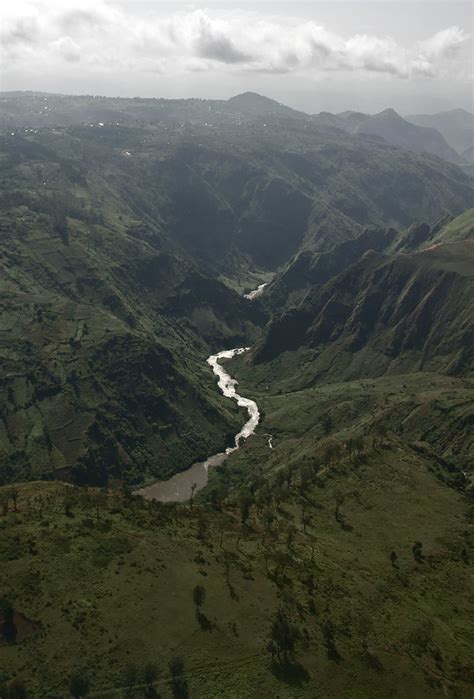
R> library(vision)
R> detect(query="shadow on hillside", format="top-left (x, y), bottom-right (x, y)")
top-left (361, 650), bottom-right (384, 672)
top-left (271, 659), bottom-right (310, 687)
top-left (196, 611), bottom-right (214, 631)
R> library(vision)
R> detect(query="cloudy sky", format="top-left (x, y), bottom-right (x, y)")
top-left (1, 0), bottom-right (472, 113)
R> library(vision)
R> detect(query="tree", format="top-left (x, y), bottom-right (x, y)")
top-left (64, 493), bottom-right (75, 518)
top-left (273, 550), bottom-right (291, 578)
top-left (123, 663), bottom-right (138, 695)
top-left (347, 438), bottom-right (354, 462)
top-left (192, 585), bottom-right (206, 610)
top-left (168, 657), bottom-right (188, 699)
top-left (301, 504), bottom-right (312, 534)
top-left (170, 677), bottom-right (189, 699)
top-left (412, 541), bottom-right (424, 564)
top-left (322, 619), bottom-right (341, 661)
top-left (356, 615), bottom-right (373, 652)
top-left (353, 435), bottom-right (364, 458)
top-left (408, 621), bottom-right (434, 656)
top-left (189, 482), bottom-right (197, 510)
top-left (168, 656), bottom-right (184, 680)
top-left (390, 550), bottom-right (398, 568)
top-left (93, 490), bottom-right (108, 520)
top-left (375, 422), bottom-right (388, 447)
top-left (238, 492), bottom-right (253, 525)
top-left (68, 671), bottom-right (90, 698)
top-left (143, 662), bottom-right (159, 687)
top-left (10, 487), bottom-right (19, 513)
top-left (270, 609), bottom-right (300, 663)
top-left (7, 678), bottom-right (28, 699)
top-left (0, 597), bottom-right (17, 643)
top-left (263, 506), bottom-right (275, 533)
top-left (299, 465), bottom-right (314, 490)
top-left (322, 413), bottom-right (333, 435)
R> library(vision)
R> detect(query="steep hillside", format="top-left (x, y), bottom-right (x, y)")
top-left (0, 136), bottom-right (266, 488)
top-left (254, 241), bottom-right (474, 380)
top-left (263, 226), bottom-right (398, 310)
top-left (261, 210), bottom-right (474, 313)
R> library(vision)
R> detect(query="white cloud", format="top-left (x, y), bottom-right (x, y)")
top-left (417, 26), bottom-right (467, 60)
top-left (0, 1), bottom-right (469, 81)
top-left (50, 36), bottom-right (81, 63)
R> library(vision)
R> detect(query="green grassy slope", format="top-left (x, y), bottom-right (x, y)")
top-left (1, 440), bottom-right (473, 698)
top-left (430, 209), bottom-right (474, 244)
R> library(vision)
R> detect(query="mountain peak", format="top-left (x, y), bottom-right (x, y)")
top-left (227, 92), bottom-right (306, 118)
top-left (376, 108), bottom-right (403, 120)
top-left (228, 92), bottom-right (282, 107)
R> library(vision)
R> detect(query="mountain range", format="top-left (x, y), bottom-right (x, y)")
top-left (406, 108), bottom-right (474, 155)
top-left (0, 90), bottom-right (473, 698)
top-left (1, 91), bottom-right (473, 165)
top-left (1, 93), bottom-right (473, 487)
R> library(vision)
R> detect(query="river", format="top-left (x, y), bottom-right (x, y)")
top-left (135, 347), bottom-right (260, 503)
top-left (244, 282), bottom-right (268, 300)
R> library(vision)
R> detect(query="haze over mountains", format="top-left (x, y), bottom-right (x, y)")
top-left (0, 88), bottom-right (473, 697)
top-left (406, 109), bottom-right (474, 154)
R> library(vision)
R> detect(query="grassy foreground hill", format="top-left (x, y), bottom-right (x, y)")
top-left (1, 436), bottom-right (473, 698)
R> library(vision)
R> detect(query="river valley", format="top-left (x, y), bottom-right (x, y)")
top-left (135, 347), bottom-right (260, 502)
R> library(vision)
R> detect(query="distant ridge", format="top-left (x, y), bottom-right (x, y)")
top-left (406, 108), bottom-right (474, 154)
top-left (312, 107), bottom-right (462, 163)
top-left (353, 108), bottom-right (461, 163)
top-left (0, 90), bottom-right (467, 164)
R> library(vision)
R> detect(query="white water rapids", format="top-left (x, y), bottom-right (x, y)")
top-left (243, 282), bottom-right (268, 300)
top-left (136, 347), bottom-right (261, 503)
top-left (207, 348), bottom-right (260, 451)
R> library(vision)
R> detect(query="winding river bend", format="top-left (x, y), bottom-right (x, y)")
top-left (135, 347), bottom-right (260, 503)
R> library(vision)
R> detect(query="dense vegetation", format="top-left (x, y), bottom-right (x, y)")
top-left (0, 92), bottom-right (473, 697)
